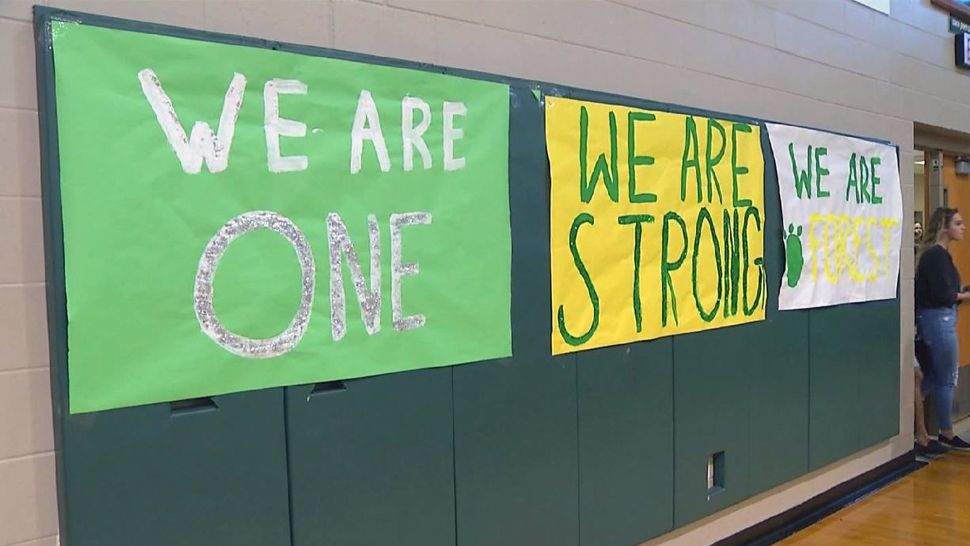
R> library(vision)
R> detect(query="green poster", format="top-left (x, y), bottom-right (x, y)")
top-left (50, 22), bottom-right (511, 413)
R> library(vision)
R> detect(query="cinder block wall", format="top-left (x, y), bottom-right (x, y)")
top-left (3, 1), bottom-right (965, 544)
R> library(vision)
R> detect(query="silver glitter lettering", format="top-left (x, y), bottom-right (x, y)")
top-left (390, 212), bottom-right (432, 332)
top-left (194, 211), bottom-right (315, 358)
top-left (327, 213), bottom-right (382, 341)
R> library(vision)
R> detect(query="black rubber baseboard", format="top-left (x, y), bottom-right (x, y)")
top-left (713, 451), bottom-right (923, 546)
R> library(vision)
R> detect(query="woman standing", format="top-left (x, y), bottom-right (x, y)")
top-left (916, 207), bottom-right (970, 451)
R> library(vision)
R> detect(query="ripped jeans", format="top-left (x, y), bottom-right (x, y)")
top-left (917, 306), bottom-right (959, 433)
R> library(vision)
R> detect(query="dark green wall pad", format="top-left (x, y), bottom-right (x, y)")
top-left (285, 370), bottom-right (455, 546)
top-left (58, 391), bottom-right (291, 546)
top-left (809, 299), bottom-right (901, 470)
top-left (578, 342), bottom-right (674, 546)
top-left (672, 311), bottom-right (811, 526)
top-left (34, 8), bottom-right (902, 546)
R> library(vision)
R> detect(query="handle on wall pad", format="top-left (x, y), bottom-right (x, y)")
top-left (307, 381), bottom-right (347, 400)
top-left (170, 397), bottom-right (219, 416)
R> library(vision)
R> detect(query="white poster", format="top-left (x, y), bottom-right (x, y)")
top-left (850, 0), bottom-right (890, 15)
top-left (767, 123), bottom-right (902, 310)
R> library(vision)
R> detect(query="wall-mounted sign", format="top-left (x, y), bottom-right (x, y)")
top-left (546, 97), bottom-right (766, 355)
top-left (766, 124), bottom-right (902, 310)
top-left (49, 22), bottom-right (512, 413)
top-left (949, 15), bottom-right (970, 33)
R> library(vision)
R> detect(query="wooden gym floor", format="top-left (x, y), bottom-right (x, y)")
top-left (778, 453), bottom-right (970, 545)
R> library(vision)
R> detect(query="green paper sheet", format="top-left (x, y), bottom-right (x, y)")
top-left (50, 22), bottom-right (511, 413)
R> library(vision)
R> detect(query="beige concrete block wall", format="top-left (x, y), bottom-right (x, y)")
top-left (0, 0), bottom-right (964, 544)
top-left (1, 3), bottom-right (57, 545)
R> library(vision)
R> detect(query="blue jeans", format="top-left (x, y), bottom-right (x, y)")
top-left (917, 306), bottom-right (959, 432)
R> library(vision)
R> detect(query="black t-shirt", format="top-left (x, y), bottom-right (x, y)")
top-left (915, 244), bottom-right (961, 310)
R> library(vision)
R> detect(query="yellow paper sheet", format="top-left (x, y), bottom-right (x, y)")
top-left (547, 97), bottom-right (766, 355)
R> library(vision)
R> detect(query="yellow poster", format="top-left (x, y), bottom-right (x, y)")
top-left (547, 97), bottom-right (766, 355)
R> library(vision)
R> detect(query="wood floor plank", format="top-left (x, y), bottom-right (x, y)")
top-left (780, 454), bottom-right (970, 545)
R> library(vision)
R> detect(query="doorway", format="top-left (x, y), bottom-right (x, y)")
top-left (915, 145), bottom-right (970, 422)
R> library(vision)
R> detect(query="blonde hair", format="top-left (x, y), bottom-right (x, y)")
top-left (921, 207), bottom-right (959, 251)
